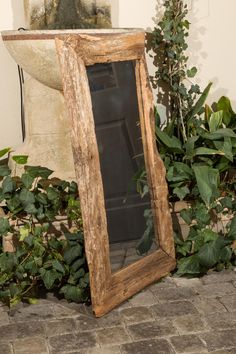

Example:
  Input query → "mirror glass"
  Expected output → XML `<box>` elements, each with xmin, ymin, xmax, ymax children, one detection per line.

<box><xmin>86</xmin><ymin>61</ymin><xmax>159</xmax><ymax>272</ymax></box>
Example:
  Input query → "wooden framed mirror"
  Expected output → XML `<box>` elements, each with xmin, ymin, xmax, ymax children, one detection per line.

<box><xmin>55</xmin><ymin>30</ymin><xmax>176</xmax><ymax>317</ymax></box>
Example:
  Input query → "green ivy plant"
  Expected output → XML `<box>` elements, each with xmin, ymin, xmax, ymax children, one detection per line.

<box><xmin>147</xmin><ymin>0</ymin><xmax>202</xmax><ymax>142</ymax></box>
<box><xmin>136</xmin><ymin>0</ymin><xmax>236</xmax><ymax>276</ymax></box>
<box><xmin>0</xmin><ymin>148</ymin><xmax>89</xmax><ymax>306</ymax></box>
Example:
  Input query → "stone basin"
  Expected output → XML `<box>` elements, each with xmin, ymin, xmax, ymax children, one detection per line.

<box><xmin>1</xmin><ymin>29</ymin><xmax>141</xmax><ymax>91</ymax></box>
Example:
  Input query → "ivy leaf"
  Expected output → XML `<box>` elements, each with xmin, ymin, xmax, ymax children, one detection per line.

<box><xmin>19</xmin><ymin>189</ymin><xmax>35</xmax><ymax>206</ymax></box>
<box><xmin>19</xmin><ymin>225</ymin><xmax>30</xmax><ymax>241</ymax></box>
<box><xmin>52</xmin><ymin>260</ymin><xmax>65</xmax><ymax>275</ymax></box>
<box><xmin>47</xmin><ymin>187</ymin><xmax>60</xmax><ymax>201</ymax></box>
<box><xmin>12</xmin><ymin>155</ymin><xmax>28</xmax><ymax>165</ymax></box>
<box><xmin>177</xmin><ymin>255</ymin><xmax>202</xmax><ymax>276</ymax></box>
<box><xmin>0</xmin><ymin>217</ymin><xmax>10</xmax><ymax>235</ymax></box>
<box><xmin>21</xmin><ymin>173</ymin><xmax>34</xmax><ymax>189</ymax></box>
<box><xmin>187</xmin><ymin>66</ymin><xmax>197</xmax><ymax>78</ymax></box>
<box><xmin>0</xmin><ymin>147</ymin><xmax>11</xmax><ymax>158</ymax></box>
<box><xmin>60</xmin><ymin>285</ymin><xmax>84</xmax><ymax>302</ymax></box>
<box><xmin>40</xmin><ymin>268</ymin><xmax>61</xmax><ymax>289</ymax></box>
<box><xmin>25</xmin><ymin>166</ymin><xmax>53</xmax><ymax>179</ymax></box>
<box><xmin>64</xmin><ymin>245</ymin><xmax>83</xmax><ymax>265</ymax></box>
<box><xmin>198</xmin><ymin>237</ymin><xmax>225</xmax><ymax>268</ymax></box>
<box><xmin>0</xmin><ymin>165</ymin><xmax>11</xmax><ymax>177</ymax></box>
<box><xmin>2</xmin><ymin>176</ymin><xmax>15</xmax><ymax>194</ymax></box>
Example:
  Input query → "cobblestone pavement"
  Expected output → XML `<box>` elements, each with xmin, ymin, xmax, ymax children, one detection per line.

<box><xmin>1</xmin><ymin>270</ymin><xmax>236</xmax><ymax>354</ymax></box>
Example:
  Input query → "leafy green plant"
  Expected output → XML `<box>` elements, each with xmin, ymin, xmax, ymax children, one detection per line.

<box><xmin>0</xmin><ymin>148</ymin><xmax>89</xmax><ymax>306</ymax></box>
<box><xmin>135</xmin><ymin>0</ymin><xmax>236</xmax><ymax>276</ymax></box>
<box><xmin>147</xmin><ymin>0</ymin><xmax>202</xmax><ymax>142</ymax></box>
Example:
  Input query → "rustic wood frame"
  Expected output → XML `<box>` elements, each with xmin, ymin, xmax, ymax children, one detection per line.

<box><xmin>55</xmin><ymin>31</ymin><xmax>176</xmax><ymax>317</ymax></box>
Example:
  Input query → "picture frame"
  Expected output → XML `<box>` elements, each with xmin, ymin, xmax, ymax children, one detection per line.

<box><xmin>55</xmin><ymin>30</ymin><xmax>176</xmax><ymax>317</ymax></box>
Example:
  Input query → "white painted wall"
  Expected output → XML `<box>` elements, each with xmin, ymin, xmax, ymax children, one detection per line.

<box><xmin>0</xmin><ymin>1</ymin><xmax>25</xmax><ymax>150</ymax></box>
<box><xmin>0</xmin><ymin>0</ymin><xmax>236</xmax><ymax>150</ymax></box>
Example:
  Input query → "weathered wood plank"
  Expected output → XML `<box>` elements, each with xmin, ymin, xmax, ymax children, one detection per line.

<box><xmin>94</xmin><ymin>250</ymin><xmax>176</xmax><ymax>317</ymax></box>
<box><xmin>55</xmin><ymin>37</ymin><xmax>111</xmax><ymax>309</ymax></box>
<box><xmin>57</xmin><ymin>32</ymin><xmax>145</xmax><ymax>65</ymax></box>
<box><xmin>135</xmin><ymin>57</ymin><xmax>175</xmax><ymax>259</ymax></box>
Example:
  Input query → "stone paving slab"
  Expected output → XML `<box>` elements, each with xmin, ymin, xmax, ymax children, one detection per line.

<box><xmin>1</xmin><ymin>270</ymin><xmax>236</xmax><ymax>353</ymax></box>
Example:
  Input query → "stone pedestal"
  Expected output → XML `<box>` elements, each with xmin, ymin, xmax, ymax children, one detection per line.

<box><xmin>10</xmin><ymin>77</ymin><xmax>75</xmax><ymax>180</ymax></box>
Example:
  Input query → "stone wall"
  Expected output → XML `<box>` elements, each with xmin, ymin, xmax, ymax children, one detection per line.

<box><xmin>24</xmin><ymin>0</ymin><xmax>111</xmax><ymax>30</ymax></box>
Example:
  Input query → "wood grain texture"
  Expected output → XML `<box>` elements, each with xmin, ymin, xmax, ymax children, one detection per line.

<box><xmin>135</xmin><ymin>56</ymin><xmax>175</xmax><ymax>259</ymax></box>
<box><xmin>95</xmin><ymin>250</ymin><xmax>176</xmax><ymax>317</ymax></box>
<box><xmin>55</xmin><ymin>37</ymin><xmax>111</xmax><ymax>308</ymax></box>
<box><xmin>55</xmin><ymin>32</ymin><xmax>176</xmax><ymax>317</ymax></box>
<box><xmin>57</xmin><ymin>32</ymin><xmax>145</xmax><ymax>65</ymax></box>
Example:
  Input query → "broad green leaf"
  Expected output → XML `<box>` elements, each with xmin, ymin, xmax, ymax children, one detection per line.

<box><xmin>0</xmin><ymin>217</ymin><xmax>10</xmax><ymax>235</ymax></box>
<box><xmin>198</xmin><ymin>237</ymin><xmax>227</xmax><ymax>268</ymax></box>
<box><xmin>21</xmin><ymin>173</ymin><xmax>34</xmax><ymax>189</ymax></box>
<box><xmin>222</xmin><ymin>137</ymin><xmax>234</xmax><ymax>162</ymax></box>
<box><xmin>193</xmin><ymin>165</ymin><xmax>219</xmax><ymax>206</ymax></box>
<box><xmin>209</xmin><ymin>110</ymin><xmax>223</xmax><ymax>132</ymax></box>
<box><xmin>25</xmin><ymin>166</ymin><xmax>53</xmax><ymax>179</ymax></box>
<box><xmin>217</xmin><ymin>96</ymin><xmax>235</xmax><ymax>126</ymax></box>
<box><xmin>184</xmin><ymin>136</ymin><xmax>199</xmax><ymax>159</ymax></box>
<box><xmin>194</xmin><ymin>147</ymin><xmax>224</xmax><ymax>156</ymax></box>
<box><xmin>156</xmin><ymin>127</ymin><xmax>183</xmax><ymax>153</ymax></box>
<box><xmin>187</xmin><ymin>82</ymin><xmax>212</xmax><ymax>121</ymax></box>
<box><xmin>177</xmin><ymin>255</ymin><xmax>202</xmax><ymax>275</ymax></box>
<box><xmin>199</xmin><ymin>229</ymin><xmax>218</xmax><ymax>243</ymax></box>
<box><xmin>0</xmin><ymin>147</ymin><xmax>11</xmax><ymax>159</ymax></box>
<box><xmin>12</xmin><ymin>155</ymin><xmax>28</xmax><ymax>165</ymax></box>
<box><xmin>203</xmin><ymin>128</ymin><xmax>236</xmax><ymax>140</ymax></box>
<box><xmin>173</xmin><ymin>162</ymin><xmax>193</xmax><ymax>177</ymax></box>
<box><xmin>0</xmin><ymin>165</ymin><xmax>11</xmax><ymax>177</ymax></box>
<box><xmin>173</xmin><ymin>186</ymin><xmax>190</xmax><ymax>200</ymax></box>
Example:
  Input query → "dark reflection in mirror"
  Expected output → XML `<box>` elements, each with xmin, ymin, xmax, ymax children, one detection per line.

<box><xmin>87</xmin><ymin>61</ymin><xmax>158</xmax><ymax>272</ymax></box>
